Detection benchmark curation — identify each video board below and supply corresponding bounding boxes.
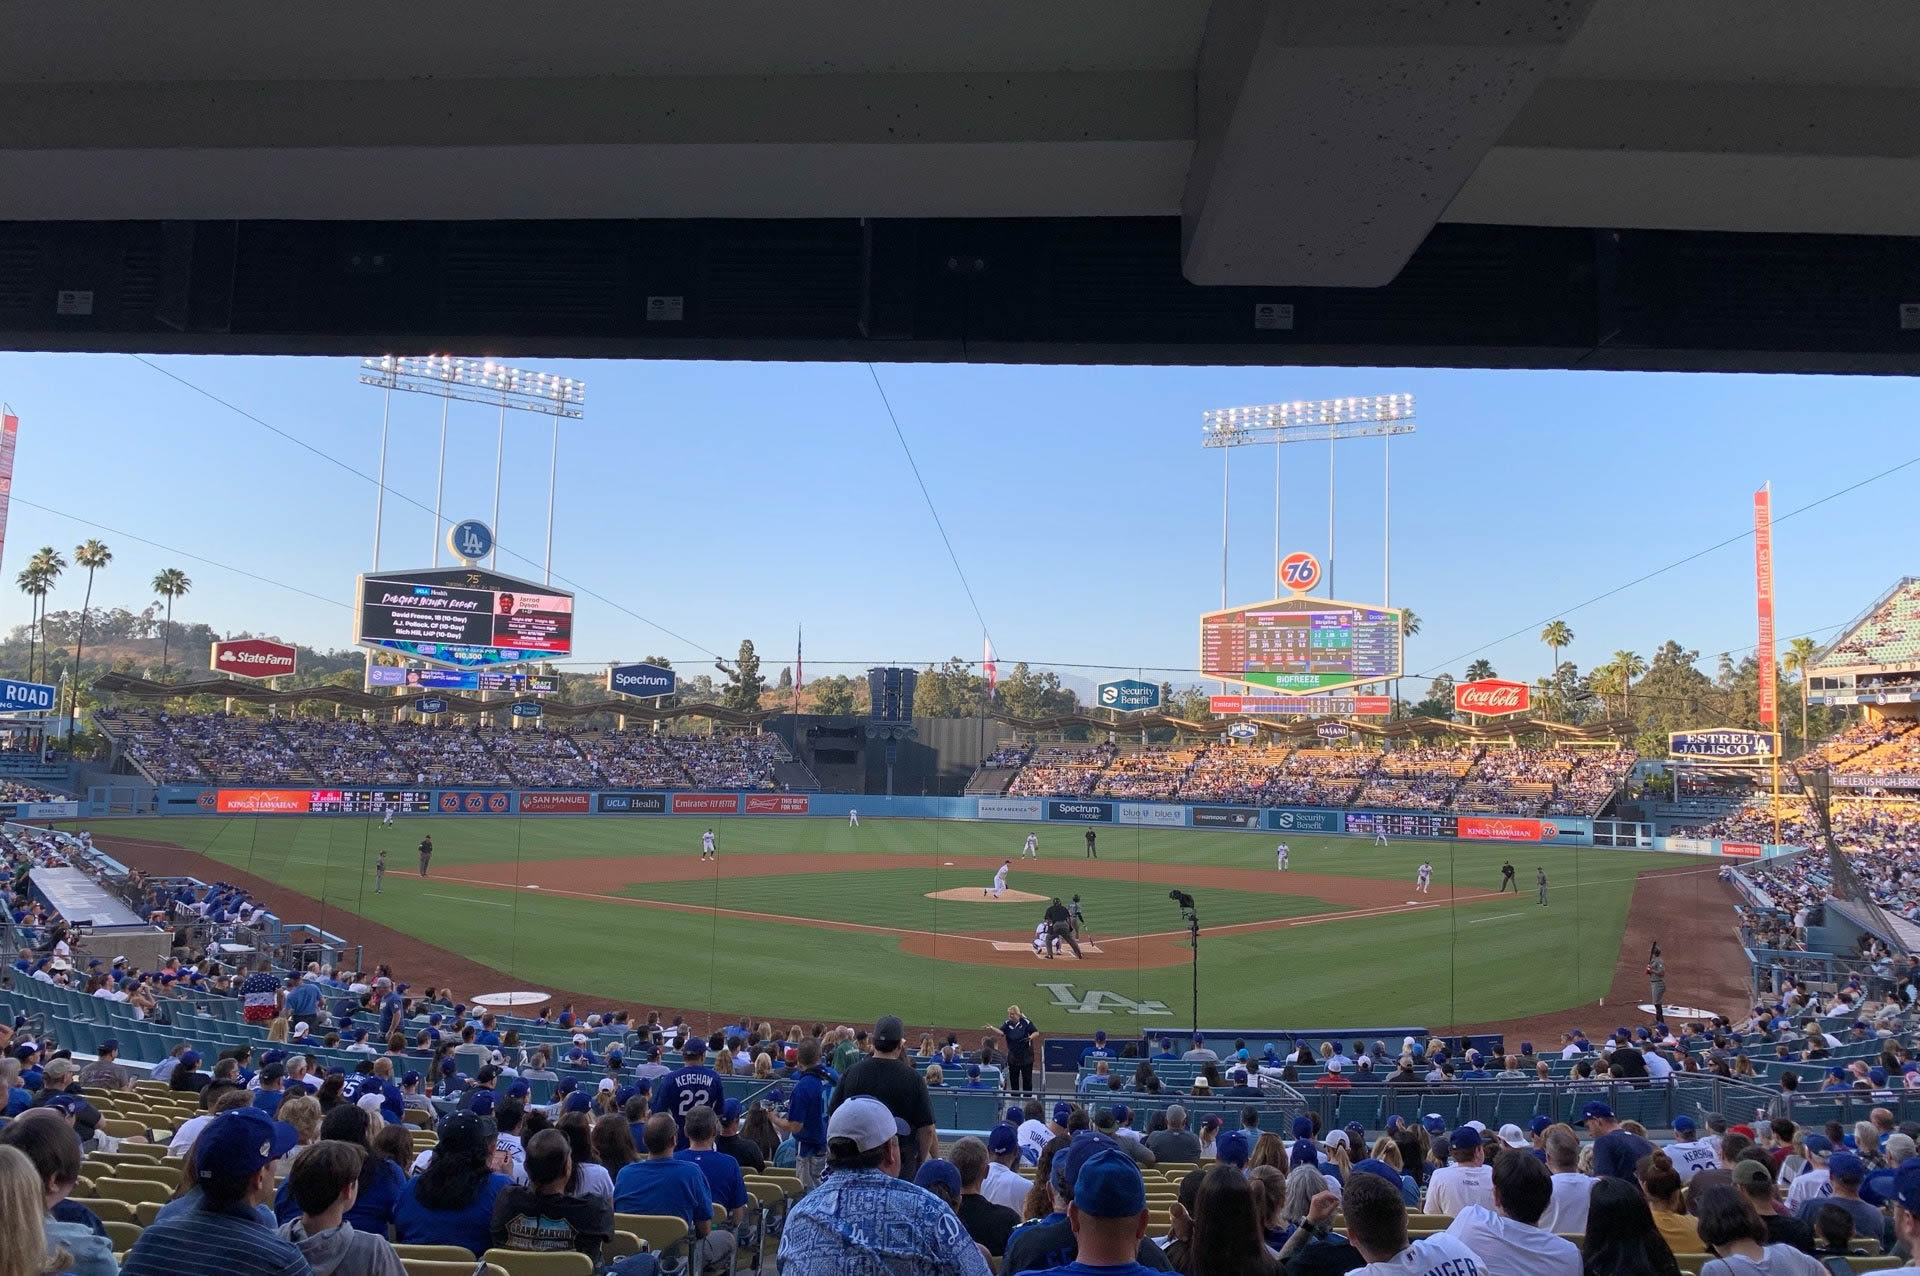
[356,567,573,667]
[1346,811,1456,839]
[1200,594,1402,694]
[308,789,435,814]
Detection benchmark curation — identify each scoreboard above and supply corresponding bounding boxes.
[308,789,434,814]
[1200,595,1402,693]
[356,566,573,667]
[1345,811,1457,839]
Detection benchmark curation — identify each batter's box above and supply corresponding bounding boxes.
[992,941,1105,955]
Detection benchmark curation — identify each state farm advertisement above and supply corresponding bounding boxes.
[1454,679,1529,717]
[519,792,591,814]
[744,794,810,815]
[211,638,298,680]
[671,793,741,814]
[1458,816,1559,843]
[216,788,310,814]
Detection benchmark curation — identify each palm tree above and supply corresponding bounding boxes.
[15,566,44,687]
[1612,649,1647,721]
[1539,620,1574,720]
[1784,635,1820,752]
[1464,659,1496,682]
[1395,608,1421,719]
[151,568,192,678]
[26,546,65,684]
[65,539,111,753]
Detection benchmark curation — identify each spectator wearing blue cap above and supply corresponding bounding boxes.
[1423,1128,1494,1218]
[393,1111,512,1257]
[1667,1116,1719,1183]
[777,1096,987,1276]
[1000,1134,1168,1276]
[1795,1151,1889,1251]
[712,1097,765,1175]
[982,1124,1032,1213]
[1578,1102,1654,1183]
[1786,1134,1836,1211]
[120,1108,306,1276]
[170,1049,208,1094]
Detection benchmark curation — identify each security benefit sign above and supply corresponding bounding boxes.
[1096,679,1160,713]
[1669,729,1777,763]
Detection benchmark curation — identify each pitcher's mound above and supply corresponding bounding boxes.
[925,887,1051,903]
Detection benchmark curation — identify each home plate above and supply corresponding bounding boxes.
[993,941,1105,955]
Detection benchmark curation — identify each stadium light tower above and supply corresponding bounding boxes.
[1201,394,1416,605]
[357,355,587,582]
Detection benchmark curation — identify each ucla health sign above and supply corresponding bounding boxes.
[1096,679,1161,713]
[607,663,677,698]
[0,678,56,712]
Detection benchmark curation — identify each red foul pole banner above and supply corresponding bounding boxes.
[0,412,17,576]
[1754,484,1777,727]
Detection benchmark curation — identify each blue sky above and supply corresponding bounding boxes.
[0,352,1913,694]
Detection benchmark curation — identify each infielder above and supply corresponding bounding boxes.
[374,851,386,894]
[700,828,716,861]
[417,835,433,878]
[986,860,1010,898]
[1276,841,1290,871]
[1415,860,1432,894]
[1021,832,1038,859]
[848,808,859,828]
[1537,867,1548,905]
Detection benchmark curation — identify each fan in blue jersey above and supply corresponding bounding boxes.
[650,1037,724,1149]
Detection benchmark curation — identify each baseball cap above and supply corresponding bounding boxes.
[97,1039,119,1054]
[1803,1134,1834,1159]
[1292,1115,1314,1138]
[1053,1101,1074,1125]
[1528,1115,1553,1136]
[874,1016,906,1051]
[988,1124,1020,1155]
[1830,1152,1866,1185]
[1199,1114,1222,1131]
[507,1081,531,1099]
[1344,1121,1366,1141]
[1732,1159,1774,1190]
[563,1093,592,1114]
[1450,1127,1483,1151]
[915,1158,962,1197]
[1421,1113,1447,1134]
[827,1096,896,1154]
[194,1109,298,1183]
[1072,1145,1148,1218]
[1053,1131,1116,1190]
[1465,1120,1487,1133]
[967,1063,981,1078]
[597,1078,617,1093]
[1216,1131,1250,1166]
[721,1098,744,1123]
[1352,1158,1402,1184]
[467,1090,496,1116]
[1673,1115,1697,1134]
[1574,1102,1614,1126]
[1114,1105,1132,1124]
[402,1070,421,1087]
[1093,1031,1107,1043]
[1005,1106,1025,1125]
[1497,1123,1529,1148]
[42,1094,84,1114]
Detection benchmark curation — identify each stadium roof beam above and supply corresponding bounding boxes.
[1181,0,1601,286]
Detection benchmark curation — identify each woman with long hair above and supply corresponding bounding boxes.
[1694,1185,1826,1276]
[742,1105,781,1163]
[753,1054,774,1080]
[1022,1137,1068,1224]
[392,1112,511,1257]
[0,1144,65,1276]
[1248,1133,1288,1172]
[1187,1164,1280,1275]
[298,1102,406,1235]
[1639,1150,1702,1255]
[1583,1176,1682,1276]
[556,1112,612,1201]
[0,1113,109,1276]
[590,1112,638,1174]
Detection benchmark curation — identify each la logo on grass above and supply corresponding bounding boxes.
[1036,982,1172,1016]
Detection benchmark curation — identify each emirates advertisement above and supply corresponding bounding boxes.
[1454,678,1530,717]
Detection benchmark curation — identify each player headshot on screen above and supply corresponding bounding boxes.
[405,670,423,686]
[498,593,517,614]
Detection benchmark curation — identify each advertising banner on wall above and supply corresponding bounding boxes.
[1096,679,1161,712]
[1210,695,1393,716]
[211,639,298,681]
[1046,799,1114,823]
[671,793,741,814]
[0,678,56,712]
[1669,729,1776,762]
[519,792,591,814]
[1754,485,1777,727]
[437,791,514,814]
[1191,805,1260,829]
[1722,841,1763,859]
[1453,679,1530,717]
[216,789,310,814]
[1457,816,1561,842]
[979,798,1043,821]
[1118,803,1187,827]
[1662,836,1718,856]
[1267,807,1342,833]
[745,794,810,814]
[598,793,667,813]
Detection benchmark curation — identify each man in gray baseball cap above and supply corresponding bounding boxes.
[830,1014,936,1180]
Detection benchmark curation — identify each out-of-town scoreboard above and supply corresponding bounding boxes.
[1200,594,1403,694]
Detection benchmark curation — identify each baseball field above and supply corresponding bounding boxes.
[91,816,1734,1034]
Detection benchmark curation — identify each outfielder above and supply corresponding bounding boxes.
[700,828,716,861]
[1276,841,1290,871]
[1537,867,1548,906]
[1022,832,1038,859]
[1374,825,1389,847]
[374,851,386,894]
[986,860,1010,898]
[848,808,859,827]
[382,807,395,828]
[1415,860,1433,894]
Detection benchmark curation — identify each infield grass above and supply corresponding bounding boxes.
[96,815,1712,1031]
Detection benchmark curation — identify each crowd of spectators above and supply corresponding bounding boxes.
[96,710,791,791]
[1006,744,1119,798]
[1709,797,1920,928]
[1823,580,1920,665]
[1095,748,1202,801]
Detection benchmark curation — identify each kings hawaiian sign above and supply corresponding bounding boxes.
[1454,678,1530,717]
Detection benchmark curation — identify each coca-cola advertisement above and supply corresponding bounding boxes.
[1454,678,1530,717]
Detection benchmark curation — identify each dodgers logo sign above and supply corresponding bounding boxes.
[447,519,493,564]
[1278,551,1322,594]
[1096,679,1160,713]
[0,678,56,712]
[607,663,678,698]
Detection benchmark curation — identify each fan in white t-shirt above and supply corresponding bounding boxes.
[1344,1168,1489,1276]
[1445,1150,1581,1276]
[1536,1124,1595,1236]
[1667,1117,1722,1183]
[1424,1127,1497,1218]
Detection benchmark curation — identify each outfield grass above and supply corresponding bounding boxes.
[96,815,1708,1031]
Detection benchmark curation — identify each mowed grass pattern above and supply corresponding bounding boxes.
[96,815,1710,1030]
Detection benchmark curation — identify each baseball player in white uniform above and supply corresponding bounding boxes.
[1276,842,1290,871]
[382,807,395,827]
[848,808,859,827]
[1416,861,1433,893]
[1022,832,1038,859]
[987,860,1010,898]
[700,828,716,861]
[1375,825,1389,847]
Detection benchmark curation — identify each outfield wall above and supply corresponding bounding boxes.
[107,782,1805,856]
